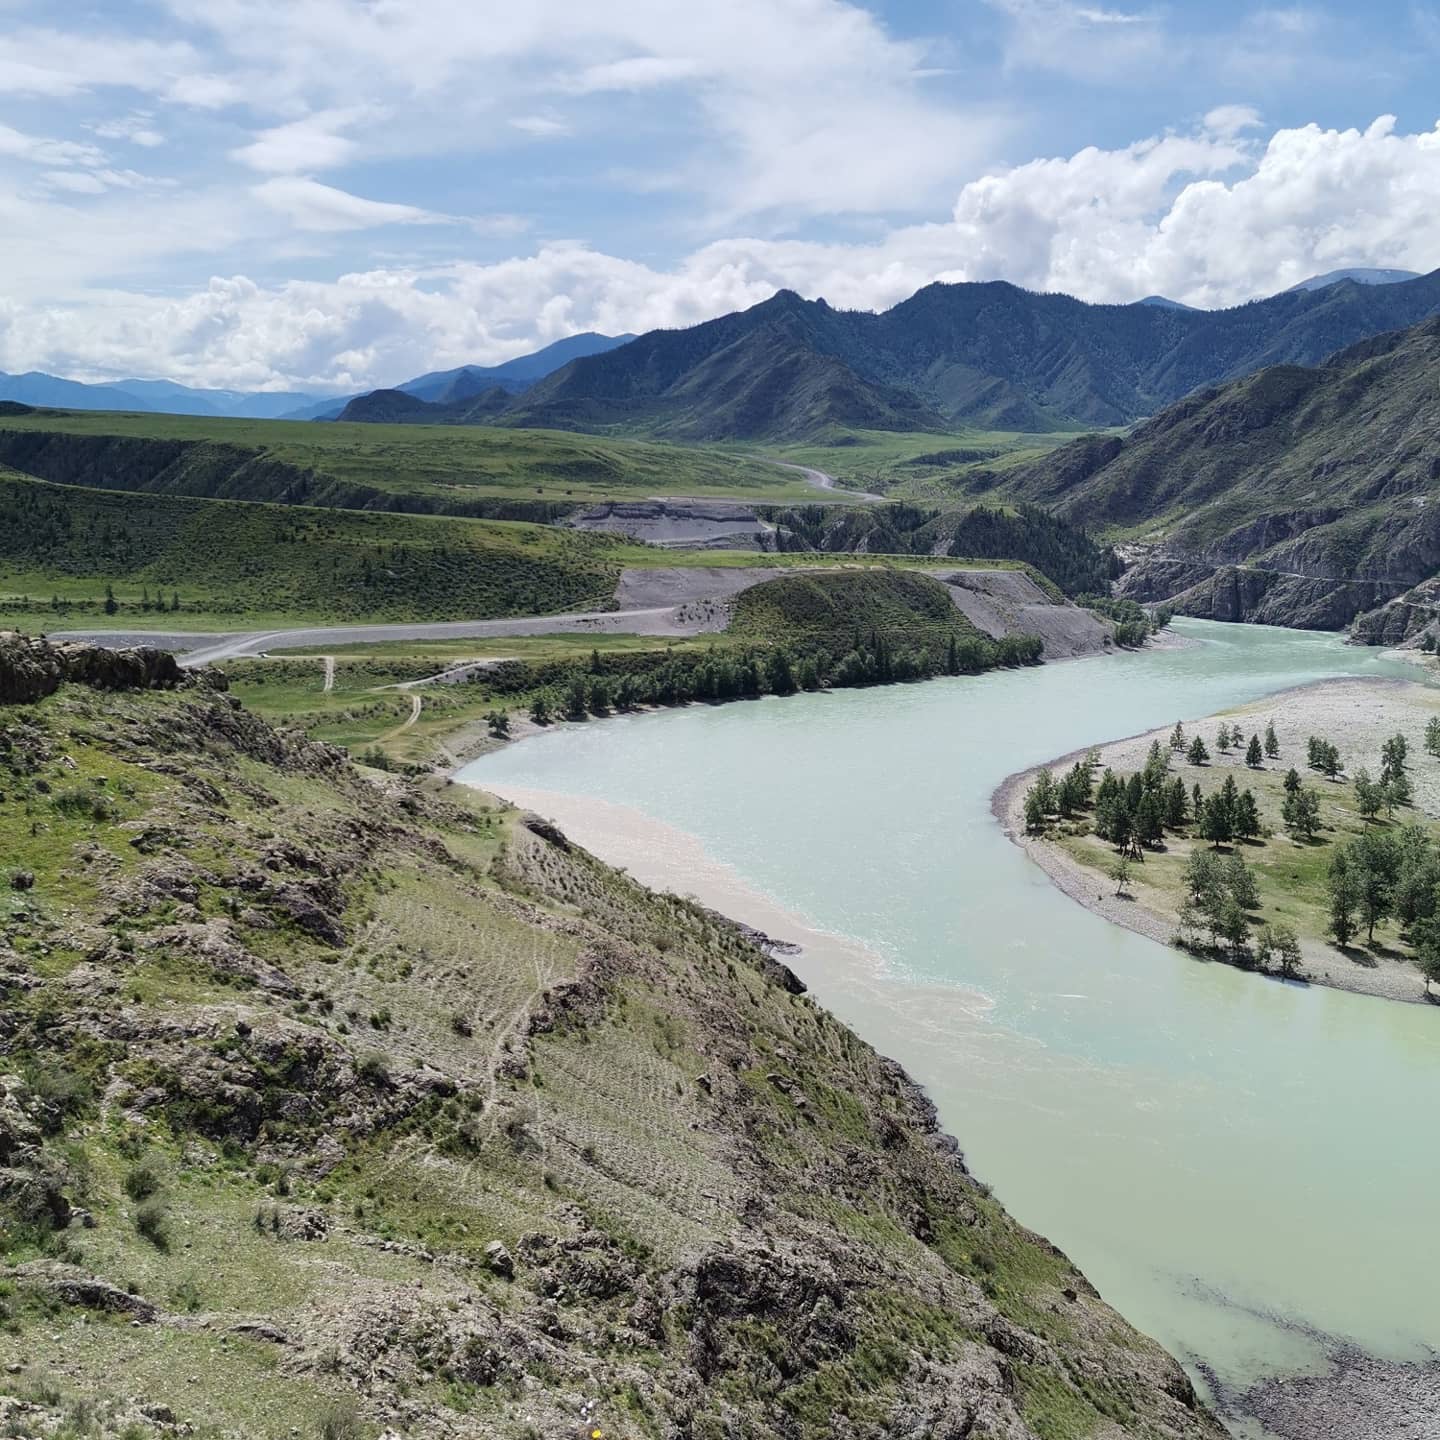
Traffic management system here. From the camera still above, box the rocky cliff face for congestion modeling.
[0,641,1221,1438]
[1005,316,1440,633]
[1116,562,1407,631]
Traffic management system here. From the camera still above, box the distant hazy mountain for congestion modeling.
[402,332,637,400]
[0,331,636,424]
[503,270,1440,438]
[293,332,636,421]
[0,371,151,411]
[1285,267,1421,292]
[0,370,323,419]
[94,378,321,419]
[1136,295,1197,310]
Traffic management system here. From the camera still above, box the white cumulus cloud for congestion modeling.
[2,114,1438,388]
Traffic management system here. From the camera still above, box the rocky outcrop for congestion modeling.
[0,633,63,704]
[1,632,188,704]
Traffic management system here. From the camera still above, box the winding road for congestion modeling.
[762,460,885,504]
[53,606,698,667]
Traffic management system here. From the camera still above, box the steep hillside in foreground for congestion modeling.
[997,316,1440,631]
[0,635,1220,1439]
[499,271,1440,440]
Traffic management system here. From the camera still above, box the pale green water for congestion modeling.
[460,620,1440,1411]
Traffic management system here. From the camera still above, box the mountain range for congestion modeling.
[502,270,1440,439]
[1285,266,1420,292]
[10,270,1436,440]
[325,268,1440,442]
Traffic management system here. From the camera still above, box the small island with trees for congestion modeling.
[1000,677,1440,1003]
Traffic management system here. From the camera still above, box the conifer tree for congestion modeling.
[1327,852,1360,946]
[1225,853,1260,910]
[1264,722,1280,759]
[1380,733,1409,786]
[1426,716,1440,759]
[1165,776,1189,829]
[1234,788,1261,841]
[1135,789,1165,848]
[1187,735,1209,766]
[1354,767,1382,822]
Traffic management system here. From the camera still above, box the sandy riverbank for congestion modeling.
[994,675,1440,1005]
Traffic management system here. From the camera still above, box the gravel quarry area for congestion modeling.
[940,568,1112,658]
[563,499,774,548]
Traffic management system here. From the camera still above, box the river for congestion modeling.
[457,620,1440,1430]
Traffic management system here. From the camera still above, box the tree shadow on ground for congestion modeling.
[1335,944,1379,969]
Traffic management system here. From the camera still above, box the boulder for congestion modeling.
[483,1240,515,1280]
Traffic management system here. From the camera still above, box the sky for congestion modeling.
[1,0,1439,393]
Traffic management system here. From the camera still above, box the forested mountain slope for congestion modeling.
[0,634,1221,1439]
[996,316,1440,631]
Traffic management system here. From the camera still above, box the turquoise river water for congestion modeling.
[459,620,1440,1424]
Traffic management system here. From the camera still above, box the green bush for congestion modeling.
[318,1398,363,1440]
[134,1198,170,1250]
[50,785,119,823]
[122,1156,164,1202]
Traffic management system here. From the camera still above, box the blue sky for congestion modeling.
[1,0,1438,391]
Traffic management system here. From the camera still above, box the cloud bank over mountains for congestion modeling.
[0,0,1437,391]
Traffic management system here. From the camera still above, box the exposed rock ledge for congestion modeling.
[0,631,198,705]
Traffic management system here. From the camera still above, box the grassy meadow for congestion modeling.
[0,407,824,504]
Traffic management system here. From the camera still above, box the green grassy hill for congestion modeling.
[0,468,629,623]
[730,569,974,643]
[0,638,1223,1439]
[0,408,817,511]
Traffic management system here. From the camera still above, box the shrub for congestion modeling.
[318,1399,363,1440]
[50,785,119,822]
[134,1198,170,1250]
[170,1274,203,1313]
[122,1156,164,1202]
